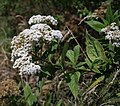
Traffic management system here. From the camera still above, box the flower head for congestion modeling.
[101,22,120,47]
[28,15,58,25]
[11,15,63,76]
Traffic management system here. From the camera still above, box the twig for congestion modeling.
[57,78,63,90]
[109,68,120,85]
[83,84,99,101]
[61,30,71,42]
[78,14,97,25]
[66,26,87,58]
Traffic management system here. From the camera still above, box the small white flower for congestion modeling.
[13,55,32,69]
[101,22,120,47]
[112,42,120,47]
[14,48,29,57]
[43,33,54,41]
[101,27,109,33]
[51,30,63,39]
[19,63,41,75]
[30,24,52,32]
[28,15,58,25]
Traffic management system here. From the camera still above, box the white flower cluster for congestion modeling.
[101,22,120,47]
[11,15,63,76]
[30,24,63,41]
[28,15,58,25]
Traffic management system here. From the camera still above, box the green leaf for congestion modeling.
[24,83,36,106]
[38,81,43,94]
[83,75,105,95]
[95,42,109,62]
[109,42,114,52]
[66,50,75,65]
[113,10,120,20]
[41,70,51,76]
[92,58,106,69]
[51,41,58,51]
[85,58,101,73]
[56,99,62,106]
[45,93,52,106]
[48,54,53,62]
[85,58,92,69]
[92,67,101,73]
[75,66,86,71]
[68,71,81,98]
[85,20,105,32]
[117,93,120,97]
[86,33,108,62]
[61,42,69,66]
[73,45,80,64]
[86,44,98,61]
[85,33,109,73]
[113,10,120,25]
[66,45,80,66]
[76,62,86,67]
[101,18,109,26]
[106,4,113,23]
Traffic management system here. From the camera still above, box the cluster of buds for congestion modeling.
[101,22,120,47]
[11,15,63,76]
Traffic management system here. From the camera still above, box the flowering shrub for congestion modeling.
[7,2,120,106]
[11,15,63,76]
[101,22,120,47]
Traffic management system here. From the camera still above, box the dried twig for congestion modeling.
[110,68,120,85]
[66,26,87,58]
